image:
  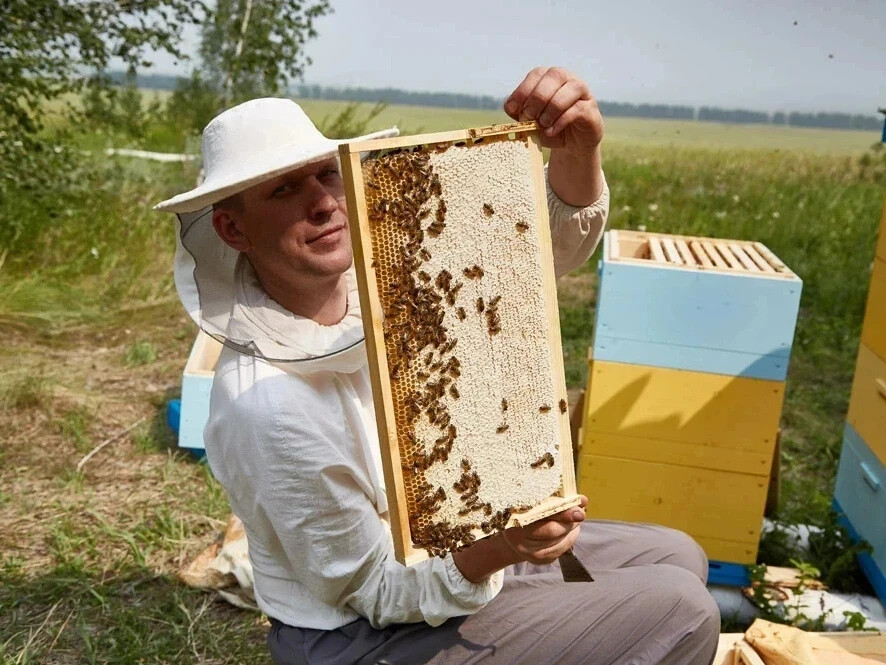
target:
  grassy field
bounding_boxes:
[296,98,882,155]
[1,98,885,662]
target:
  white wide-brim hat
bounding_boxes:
[155,98,399,369]
[155,97,397,213]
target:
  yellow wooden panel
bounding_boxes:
[847,344,886,465]
[876,195,886,262]
[584,360,784,453]
[861,258,886,364]
[583,432,772,476]
[693,534,759,565]
[579,454,768,547]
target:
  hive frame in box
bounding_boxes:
[339,122,580,565]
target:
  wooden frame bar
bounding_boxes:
[608,230,797,279]
[340,122,580,565]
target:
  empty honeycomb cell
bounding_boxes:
[355,134,566,557]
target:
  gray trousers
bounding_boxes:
[267,521,721,665]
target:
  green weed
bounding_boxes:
[1,375,52,411]
[124,340,158,367]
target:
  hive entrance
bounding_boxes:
[340,123,580,564]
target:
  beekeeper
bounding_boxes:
[156,67,720,665]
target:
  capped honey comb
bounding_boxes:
[340,123,580,565]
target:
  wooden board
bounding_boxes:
[579,454,768,561]
[340,122,579,564]
[583,359,784,454]
[877,194,886,263]
[594,231,803,381]
[834,424,886,572]
[861,258,886,366]
[846,344,886,466]
[609,229,798,279]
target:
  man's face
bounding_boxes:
[218,157,352,283]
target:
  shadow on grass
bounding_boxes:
[0,564,268,664]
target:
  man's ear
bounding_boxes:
[212,208,252,252]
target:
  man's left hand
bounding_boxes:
[504,67,604,156]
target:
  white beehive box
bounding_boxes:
[178,330,223,451]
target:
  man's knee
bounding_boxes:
[651,526,709,583]
[653,566,720,664]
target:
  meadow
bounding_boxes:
[1,97,884,662]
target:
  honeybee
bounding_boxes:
[496,424,509,434]
[483,203,494,217]
[501,398,508,411]
[539,405,552,413]
[515,221,530,233]
[559,399,567,414]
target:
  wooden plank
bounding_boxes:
[580,454,769,550]
[583,432,772,476]
[340,147,416,564]
[734,640,766,665]
[702,240,729,269]
[660,236,683,264]
[647,236,667,263]
[847,344,886,466]
[595,261,802,360]
[743,244,777,273]
[835,423,886,573]
[714,634,744,665]
[675,238,697,265]
[341,121,537,154]
[753,242,789,273]
[715,242,741,269]
[730,243,760,272]
[689,240,715,268]
[877,194,886,262]
[584,360,784,453]
[861,258,886,365]
[527,131,578,504]
[607,230,799,279]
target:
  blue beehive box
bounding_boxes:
[593,230,802,380]
[178,330,223,452]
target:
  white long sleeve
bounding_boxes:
[546,165,610,278]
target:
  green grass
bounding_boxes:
[1,98,885,660]
[295,98,882,155]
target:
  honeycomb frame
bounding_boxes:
[340,122,580,566]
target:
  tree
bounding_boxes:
[1,0,205,184]
[199,0,332,108]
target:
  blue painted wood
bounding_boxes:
[593,337,790,380]
[834,498,886,608]
[707,560,750,587]
[166,399,181,434]
[179,372,213,451]
[834,424,886,579]
[593,235,802,379]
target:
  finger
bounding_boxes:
[521,516,582,542]
[520,68,572,122]
[504,67,549,119]
[537,79,590,129]
[543,104,584,138]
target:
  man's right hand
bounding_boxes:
[500,495,587,565]
[451,496,588,582]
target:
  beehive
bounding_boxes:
[340,122,580,565]
[579,229,802,577]
[833,194,886,606]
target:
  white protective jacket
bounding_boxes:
[203,169,610,630]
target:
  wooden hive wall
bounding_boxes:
[834,194,886,605]
[340,123,579,565]
[594,230,802,381]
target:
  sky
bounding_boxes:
[153,0,885,115]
